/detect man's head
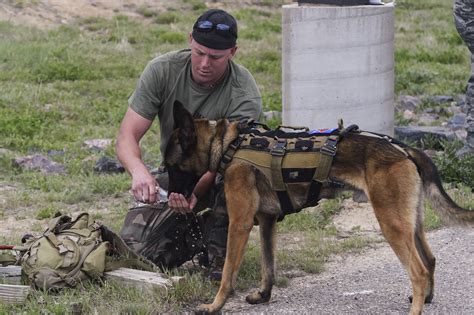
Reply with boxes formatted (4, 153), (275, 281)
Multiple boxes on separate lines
(189, 9), (238, 87)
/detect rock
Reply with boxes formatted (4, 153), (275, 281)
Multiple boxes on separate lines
(447, 113), (467, 129)
(397, 95), (422, 111)
(454, 129), (467, 141)
(394, 126), (455, 144)
(84, 139), (113, 151)
(427, 95), (454, 104)
(94, 156), (125, 174)
(418, 113), (439, 125)
(12, 154), (66, 174)
(402, 109), (415, 120)
(448, 104), (463, 115)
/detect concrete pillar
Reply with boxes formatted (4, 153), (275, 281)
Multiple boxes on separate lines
(282, 3), (395, 135)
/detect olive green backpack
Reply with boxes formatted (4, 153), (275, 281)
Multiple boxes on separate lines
(18, 212), (157, 291)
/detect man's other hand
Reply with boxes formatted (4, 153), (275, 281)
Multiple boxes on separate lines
(131, 170), (157, 204)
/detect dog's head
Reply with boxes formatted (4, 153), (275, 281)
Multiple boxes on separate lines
(163, 101), (206, 198)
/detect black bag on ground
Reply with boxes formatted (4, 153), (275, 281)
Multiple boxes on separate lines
(119, 203), (206, 270)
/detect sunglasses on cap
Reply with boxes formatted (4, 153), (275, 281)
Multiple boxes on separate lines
(195, 20), (234, 34)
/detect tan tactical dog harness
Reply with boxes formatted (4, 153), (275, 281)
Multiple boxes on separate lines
(219, 121), (357, 219)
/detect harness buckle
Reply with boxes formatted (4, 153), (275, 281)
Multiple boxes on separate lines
(320, 138), (337, 156)
(229, 136), (243, 150)
(221, 154), (233, 164)
(271, 139), (287, 156)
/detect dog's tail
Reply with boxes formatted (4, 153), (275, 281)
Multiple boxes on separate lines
(405, 147), (474, 224)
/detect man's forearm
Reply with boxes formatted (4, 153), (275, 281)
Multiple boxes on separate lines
(116, 133), (147, 175)
(193, 171), (216, 199)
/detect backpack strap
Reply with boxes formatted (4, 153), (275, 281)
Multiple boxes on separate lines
(43, 231), (69, 254)
(100, 226), (158, 273)
(64, 241), (99, 287)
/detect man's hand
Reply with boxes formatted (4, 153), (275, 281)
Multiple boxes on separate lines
(131, 169), (157, 204)
(169, 193), (198, 214)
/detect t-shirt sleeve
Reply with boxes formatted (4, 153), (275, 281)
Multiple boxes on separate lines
(128, 61), (163, 121)
(227, 96), (263, 122)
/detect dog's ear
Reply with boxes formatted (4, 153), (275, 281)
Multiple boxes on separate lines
(173, 100), (197, 153)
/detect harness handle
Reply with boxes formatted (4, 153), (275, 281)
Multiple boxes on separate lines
(276, 125), (310, 132)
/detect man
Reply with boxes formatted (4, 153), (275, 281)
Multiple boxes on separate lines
(454, 0), (474, 156)
(116, 9), (262, 275)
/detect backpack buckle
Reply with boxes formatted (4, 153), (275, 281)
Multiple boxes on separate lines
(271, 139), (287, 156)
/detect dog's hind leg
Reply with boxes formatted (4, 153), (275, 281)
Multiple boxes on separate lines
(368, 161), (430, 315)
(412, 196), (436, 304)
(413, 224), (436, 303)
(196, 164), (259, 314)
(246, 212), (278, 304)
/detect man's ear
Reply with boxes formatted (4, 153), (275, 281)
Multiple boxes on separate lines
(173, 100), (197, 153)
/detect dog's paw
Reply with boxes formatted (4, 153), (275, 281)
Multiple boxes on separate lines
(245, 289), (271, 304)
(195, 303), (219, 314)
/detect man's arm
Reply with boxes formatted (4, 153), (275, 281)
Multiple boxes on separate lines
(116, 107), (157, 203)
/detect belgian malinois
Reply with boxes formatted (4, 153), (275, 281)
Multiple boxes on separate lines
(164, 101), (473, 315)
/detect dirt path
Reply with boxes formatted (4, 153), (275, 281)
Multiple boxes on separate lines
(223, 226), (474, 314)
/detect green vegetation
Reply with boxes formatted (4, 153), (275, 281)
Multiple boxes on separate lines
(0, 0), (473, 313)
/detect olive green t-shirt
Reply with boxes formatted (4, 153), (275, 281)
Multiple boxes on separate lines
(129, 49), (262, 154)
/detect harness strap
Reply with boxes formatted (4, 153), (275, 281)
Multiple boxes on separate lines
(277, 191), (295, 220)
(313, 135), (338, 182)
(303, 181), (323, 209)
(270, 138), (287, 191)
(218, 136), (243, 173)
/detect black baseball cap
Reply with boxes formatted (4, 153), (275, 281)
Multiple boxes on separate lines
(192, 9), (238, 50)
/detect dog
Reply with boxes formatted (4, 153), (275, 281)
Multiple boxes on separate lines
(164, 101), (473, 315)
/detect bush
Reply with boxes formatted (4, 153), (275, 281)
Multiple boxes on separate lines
(433, 141), (474, 189)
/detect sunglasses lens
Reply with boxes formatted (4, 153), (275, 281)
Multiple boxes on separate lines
(216, 24), (230, 31)
(197, 20), (213, 29)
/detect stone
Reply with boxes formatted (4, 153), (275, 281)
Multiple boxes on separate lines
(84, 139), (113, 151)
(397, 95), (422, 111)
(447, 113), (467, 129)
(427, 95), (454, 104)
(394, 126), (455, 144)
(94, 156), (125, 174)
(454, 129), (467, 141)
(12, 154), (66, 174)
(418, 113), (439, 125)
(402, 109), (415, 120)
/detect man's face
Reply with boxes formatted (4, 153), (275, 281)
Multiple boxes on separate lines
(189, 35), (237, 87)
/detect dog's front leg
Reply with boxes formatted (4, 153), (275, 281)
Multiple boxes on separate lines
(196, 164), (259, 314)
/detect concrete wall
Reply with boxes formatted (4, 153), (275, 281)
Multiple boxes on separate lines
(282, 3), (395, 135)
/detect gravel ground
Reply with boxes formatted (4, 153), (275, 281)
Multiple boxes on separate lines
(223, 226), (474, 314)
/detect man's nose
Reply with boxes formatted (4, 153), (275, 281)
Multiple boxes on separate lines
(200, 55), (210, 68)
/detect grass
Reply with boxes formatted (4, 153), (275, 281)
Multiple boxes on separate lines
(0, 0), (473, 312)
